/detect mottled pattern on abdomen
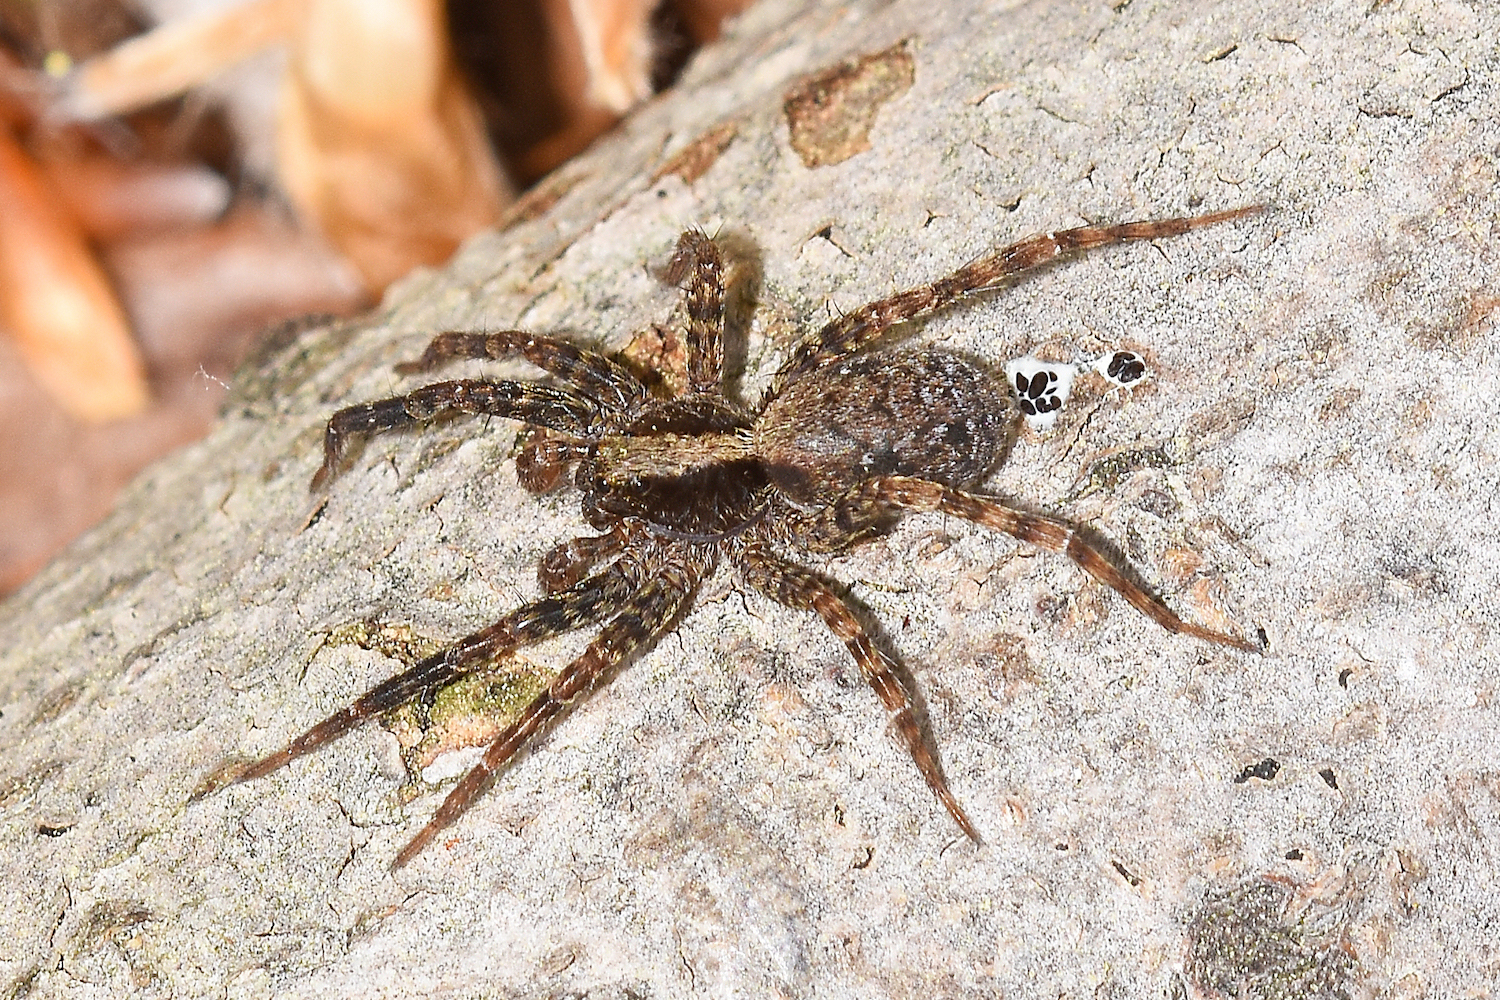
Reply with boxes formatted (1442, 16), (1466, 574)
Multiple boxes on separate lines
(755, 349), (1015, 503)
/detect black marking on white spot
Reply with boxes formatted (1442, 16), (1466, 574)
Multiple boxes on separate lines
(1003, 357), (1075, 431)
(1102, 350), (1147, 385)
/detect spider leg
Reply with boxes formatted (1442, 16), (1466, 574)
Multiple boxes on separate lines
(770, 206), (1262, 393)
(393, 330), (647, 412)
(740, 542), (981, 843)
(515, 429), (588, 494)
(538, 527), (630, 593)
(225, 558), (643, 788)
(766, 494), (896, 554)
(312, 379), (604, 490)
(392, 545), (713, 868)
(664, 230), (726, 394)
(853, 476), (1263, 652)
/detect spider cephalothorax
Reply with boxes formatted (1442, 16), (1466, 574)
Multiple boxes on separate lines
(226, 209), (1263, 867)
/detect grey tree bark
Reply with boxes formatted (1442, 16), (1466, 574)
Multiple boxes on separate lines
(2, 0), (1496, 996)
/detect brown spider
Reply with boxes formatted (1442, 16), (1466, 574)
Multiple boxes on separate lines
(227, 206), (1264, 868)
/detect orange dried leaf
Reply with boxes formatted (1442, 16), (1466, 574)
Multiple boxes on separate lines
(64, 0), (510, 293)
(0, 127), (147, 422)
(62, 0), (303, 119)
(277, 0), (509, 290)
(565, 0), (655, 113)
(46, 156), (231, 240)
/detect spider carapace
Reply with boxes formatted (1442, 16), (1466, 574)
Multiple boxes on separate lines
(225, 207), (1264, 868)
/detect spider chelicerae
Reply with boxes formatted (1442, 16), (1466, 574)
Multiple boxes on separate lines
(226, 206), (1264, 868)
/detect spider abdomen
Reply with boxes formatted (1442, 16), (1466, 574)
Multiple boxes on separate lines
(755, 349), (1015, 504)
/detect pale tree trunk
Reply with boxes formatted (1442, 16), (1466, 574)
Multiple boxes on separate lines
(2, 0), (1496, 996)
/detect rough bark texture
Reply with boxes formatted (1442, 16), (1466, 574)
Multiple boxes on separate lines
(2, 0), (1496, 996)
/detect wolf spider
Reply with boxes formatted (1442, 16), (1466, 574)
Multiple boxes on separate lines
(228, 206), (1263, 867)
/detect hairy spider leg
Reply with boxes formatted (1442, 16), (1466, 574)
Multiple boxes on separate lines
(515, 431), (590, 494)
(227, 559), (643, 787)
(766, 493), (897, 554)
(770, 206), (1263, 395)
(394, 330), (647, 412)
(664, 230), (727, 394)
(538, 527), (631, 593)
(740, 543), (981, 843)
(852, 476), (1263, 652)
(393, 545), (715, 868)
(311, 380), (604, 490)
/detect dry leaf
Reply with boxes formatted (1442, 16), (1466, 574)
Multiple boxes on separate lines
(0, 125), (147, 422)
